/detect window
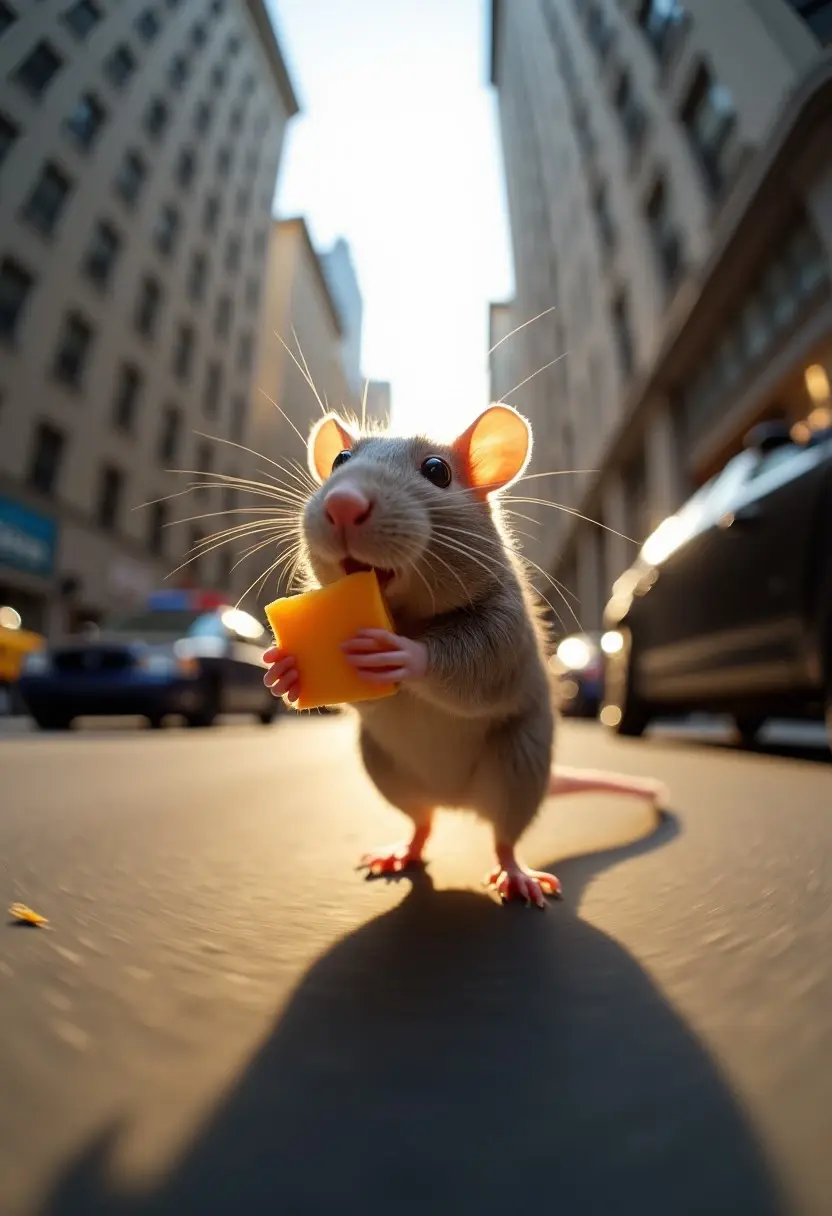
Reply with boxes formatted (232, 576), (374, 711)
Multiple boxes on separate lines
(228, 105), (244, 134)
(592, 182), (616, 251)
(154, 203), (181, 256)
(225, 236), (241, 274)
(172, 322), (195, 380)
(148, 500), (167, 555)
(681, 64), (736, 194)
(28, 423), (65, 496)
(65, 93), (107, 151)
(230, 393), (246, 443)
(158, 403), (181, 462)
(143, 96), (170, 141)
(105, 44), (137, 89)
(187, 250), (207, 302)
(0, 112), (19, 167)
(586, 3), (615, 60)
(245, 276), (260, 309)
(216, 144), (232, 176)
(785, 1), (832, 46)
(97, 465), (124, 531)
(83, 220), (121, 287)
(638, 0), (687, 61)
(214, 293), (232, 337)
(614, 70), (647, 154)
(210, 62), (226, 91)
(202, 192), (220, 234)
(22, 162), (73, 236)
(203, 360), (222, 417)
(611, 292), (634, 379)
(193, 98), (212, 134)
(62, 0), (101, 39)
(245, 147), (259, 176)
(113, 363), (143, 431)
(236, 329), (253, 372)
(114, 149), (147, 206)
(210, 0), (225, 14)
(14, 41), (63, 99)
(254, 111), (269, 137)
(252, 228), (267, 256)
(0, 258), (34, 340)
(175, 146), (197, 190)
(168, 53), (189, 90)
(191, 20), (207, 48)
(195, 440), (212, 496)
(0, 2), (16, 37)
(135, 274), (162, 337)
(645, 177), (683, 288)
(53, 312), (94, 388)
(136, 7), (161, 41)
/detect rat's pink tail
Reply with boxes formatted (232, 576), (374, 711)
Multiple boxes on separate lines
(549, 765), (667, 808)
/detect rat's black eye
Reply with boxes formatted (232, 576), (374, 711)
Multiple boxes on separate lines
(420, 456), (452, 488)
(331, 450), (352, 472)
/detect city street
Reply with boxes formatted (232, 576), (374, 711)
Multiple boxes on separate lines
(1, 715), (831, 1216)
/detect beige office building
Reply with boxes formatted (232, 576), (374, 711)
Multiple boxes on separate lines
(244, 214), (358, 605)
(0, 0), (299, 635)
(490, 0), (832, 631)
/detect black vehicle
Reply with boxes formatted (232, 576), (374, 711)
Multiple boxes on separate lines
(18, 596), (281, 730)
(601, 421), (832, 747)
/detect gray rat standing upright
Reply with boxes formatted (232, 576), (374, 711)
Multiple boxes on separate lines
(264, 404), (666, 907)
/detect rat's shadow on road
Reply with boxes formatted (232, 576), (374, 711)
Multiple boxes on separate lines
(40, 811), (786, 1216)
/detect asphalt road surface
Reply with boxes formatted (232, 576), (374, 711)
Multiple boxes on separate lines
(1, 715), (831, 1216)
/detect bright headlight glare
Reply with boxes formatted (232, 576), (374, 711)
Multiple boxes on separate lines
(556, 637), (592, 671)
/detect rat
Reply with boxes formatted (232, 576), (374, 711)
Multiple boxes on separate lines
(263, 403), (667, 908)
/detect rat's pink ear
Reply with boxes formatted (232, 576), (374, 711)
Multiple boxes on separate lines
(453, 404), (532, 498)
(308, 413), (358, 483)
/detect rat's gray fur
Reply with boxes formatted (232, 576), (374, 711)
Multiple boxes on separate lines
(300, 420), (556, 852)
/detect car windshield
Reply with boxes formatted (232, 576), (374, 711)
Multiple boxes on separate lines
(100, 610), (203, 643)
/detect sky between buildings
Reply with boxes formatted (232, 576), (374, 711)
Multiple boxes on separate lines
(265, 0), (515, 438)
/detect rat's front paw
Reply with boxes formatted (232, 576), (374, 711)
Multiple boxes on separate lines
(341, 629), (428, 685)
(263, 645), (301, 705)
(485, 862), (562, 909)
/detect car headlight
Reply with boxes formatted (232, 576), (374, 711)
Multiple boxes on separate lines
(555, 637), (593, 671)
(600, 630), (624, 656)
(22, 651), (51, 675)
(139, 653), (177, 676)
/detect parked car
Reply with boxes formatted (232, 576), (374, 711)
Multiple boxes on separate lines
(600, 420), (832, 747)
(0, 605), (45, 714)
(18, 590), (280, 730)
(549, 631), (603, 718)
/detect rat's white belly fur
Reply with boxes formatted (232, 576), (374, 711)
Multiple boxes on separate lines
(356, 690), (491, 806)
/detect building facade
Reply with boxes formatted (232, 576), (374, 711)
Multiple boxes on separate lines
(0, 0), (299, 635)
(321, 235), (364, 400)
(490, 0), (832, 631)
(243, 214), (357, 607)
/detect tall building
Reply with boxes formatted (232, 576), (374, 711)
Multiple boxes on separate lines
(244, 215), (357, 605)
(0, 0), (299, 635)
(490, 0), (832, 629)
(321, 236), (363, 399)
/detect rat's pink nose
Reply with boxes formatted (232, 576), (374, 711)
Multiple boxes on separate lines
(324, 485), (373, 529)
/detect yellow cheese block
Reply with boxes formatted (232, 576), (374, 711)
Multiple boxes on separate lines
(265, 571), (399, 710)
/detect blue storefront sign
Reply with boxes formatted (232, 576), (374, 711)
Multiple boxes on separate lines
(0, 495), (57, 579)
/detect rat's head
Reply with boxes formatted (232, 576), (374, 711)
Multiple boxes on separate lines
(301, 403), (532, 616)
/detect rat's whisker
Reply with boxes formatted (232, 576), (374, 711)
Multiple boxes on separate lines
(419, 547), (472, 607)
(515, 468), (597, 485)
(515, 553), (582, 630)
(190, 431), (314, 489)
(164, 506), (299, 529)
(256, 387), (309, 450)
(502, 497), (637, 544)
(497, 351), (569, 405)
(272, 327), (327, 419)
(165, 521), (299, 577)
(291, 326), (328, 418)
(431, 531), (506, 582)
(499, 507), (542, 529)
(486, 304), (557, 360)
(235, 533), (302, 574)
(360, 378), (370, 432)
(167, 468), (309, 506)
(133, 486), (197, 511)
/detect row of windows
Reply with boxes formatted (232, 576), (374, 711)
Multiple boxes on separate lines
(680, 216), (831, 436)
(27, 419), (245, 571)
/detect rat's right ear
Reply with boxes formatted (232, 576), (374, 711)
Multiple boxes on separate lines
(453, 403), (532, 498)
(308, 413), (358, 483)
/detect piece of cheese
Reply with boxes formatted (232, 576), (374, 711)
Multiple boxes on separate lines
(265, 571), (398, 710)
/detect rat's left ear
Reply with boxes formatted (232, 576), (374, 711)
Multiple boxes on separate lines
(453, 403), (532, 498)
(308, 412), (358, 483)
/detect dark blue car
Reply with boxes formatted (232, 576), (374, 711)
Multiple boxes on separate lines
(18, 591), (280, 730)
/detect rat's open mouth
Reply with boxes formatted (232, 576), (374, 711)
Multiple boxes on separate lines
(342, 557), (394, 589)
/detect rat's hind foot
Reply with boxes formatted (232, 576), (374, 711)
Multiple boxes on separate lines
(360, 842), (425, 876)
(485, 860), (562, 909)
(359, 819), (432, 878)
